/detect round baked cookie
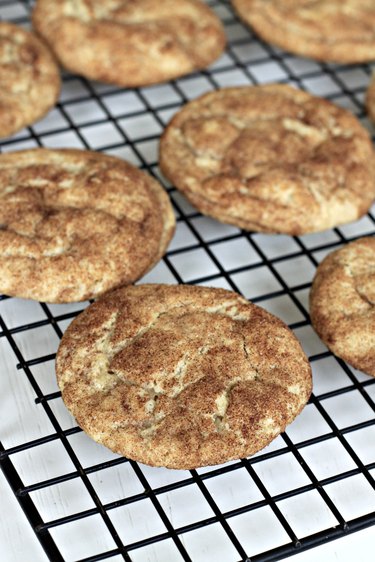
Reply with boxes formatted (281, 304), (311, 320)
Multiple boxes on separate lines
(160, 84), (375, 235)
(56, 284), (312, 469)
(0, 22), (60, 138)
(310, 237), (375, 377)
(231, 0), (375, 63)
(0, 149), (175, 303)
(32, 0), (226, 87)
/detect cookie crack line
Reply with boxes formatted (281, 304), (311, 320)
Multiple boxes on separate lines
(0, 203), (146, 260)
(181, 117), (353, 192)
(342, 262), (375, 308)
(99, 303), (256, 394)
(137, 368), (298, 445)
(96, 317), (291, 431)
(354, 287), (375, 308)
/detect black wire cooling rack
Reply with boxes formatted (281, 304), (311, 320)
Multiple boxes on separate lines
(0, 1), (375, 561)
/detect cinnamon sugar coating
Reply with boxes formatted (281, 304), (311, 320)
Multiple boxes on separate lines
(56, 284), (312, 469)
(32, 0), (226, 87)
(310, 237), (375, 377)
(0, 149), (175, 303)
(0, 22), (60, 138)
(160, 85), (375, 235)
(232, 0), (375, 63)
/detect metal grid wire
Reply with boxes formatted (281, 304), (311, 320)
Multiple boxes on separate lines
(0, 0), (375, 561)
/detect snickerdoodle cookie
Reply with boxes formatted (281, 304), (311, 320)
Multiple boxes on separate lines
(160, 84), (375, 235)
(32, 0), (226, 87)
(0, 149), (175, 303)
(231, 0), (375, 63)
(56, 284), (312, 469)
(310, 237), (375, 377)
(0, 22), (60, 138)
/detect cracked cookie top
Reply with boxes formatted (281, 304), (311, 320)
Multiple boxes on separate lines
(0, 149), (175, 303)
(232, 0), (375, 63)
(32, 0), (226, 87)
(159, 84), (375, 235)
(310, 237), (375, 377)
(0, 22), (60, 138)
(56, 284), (312, 469)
